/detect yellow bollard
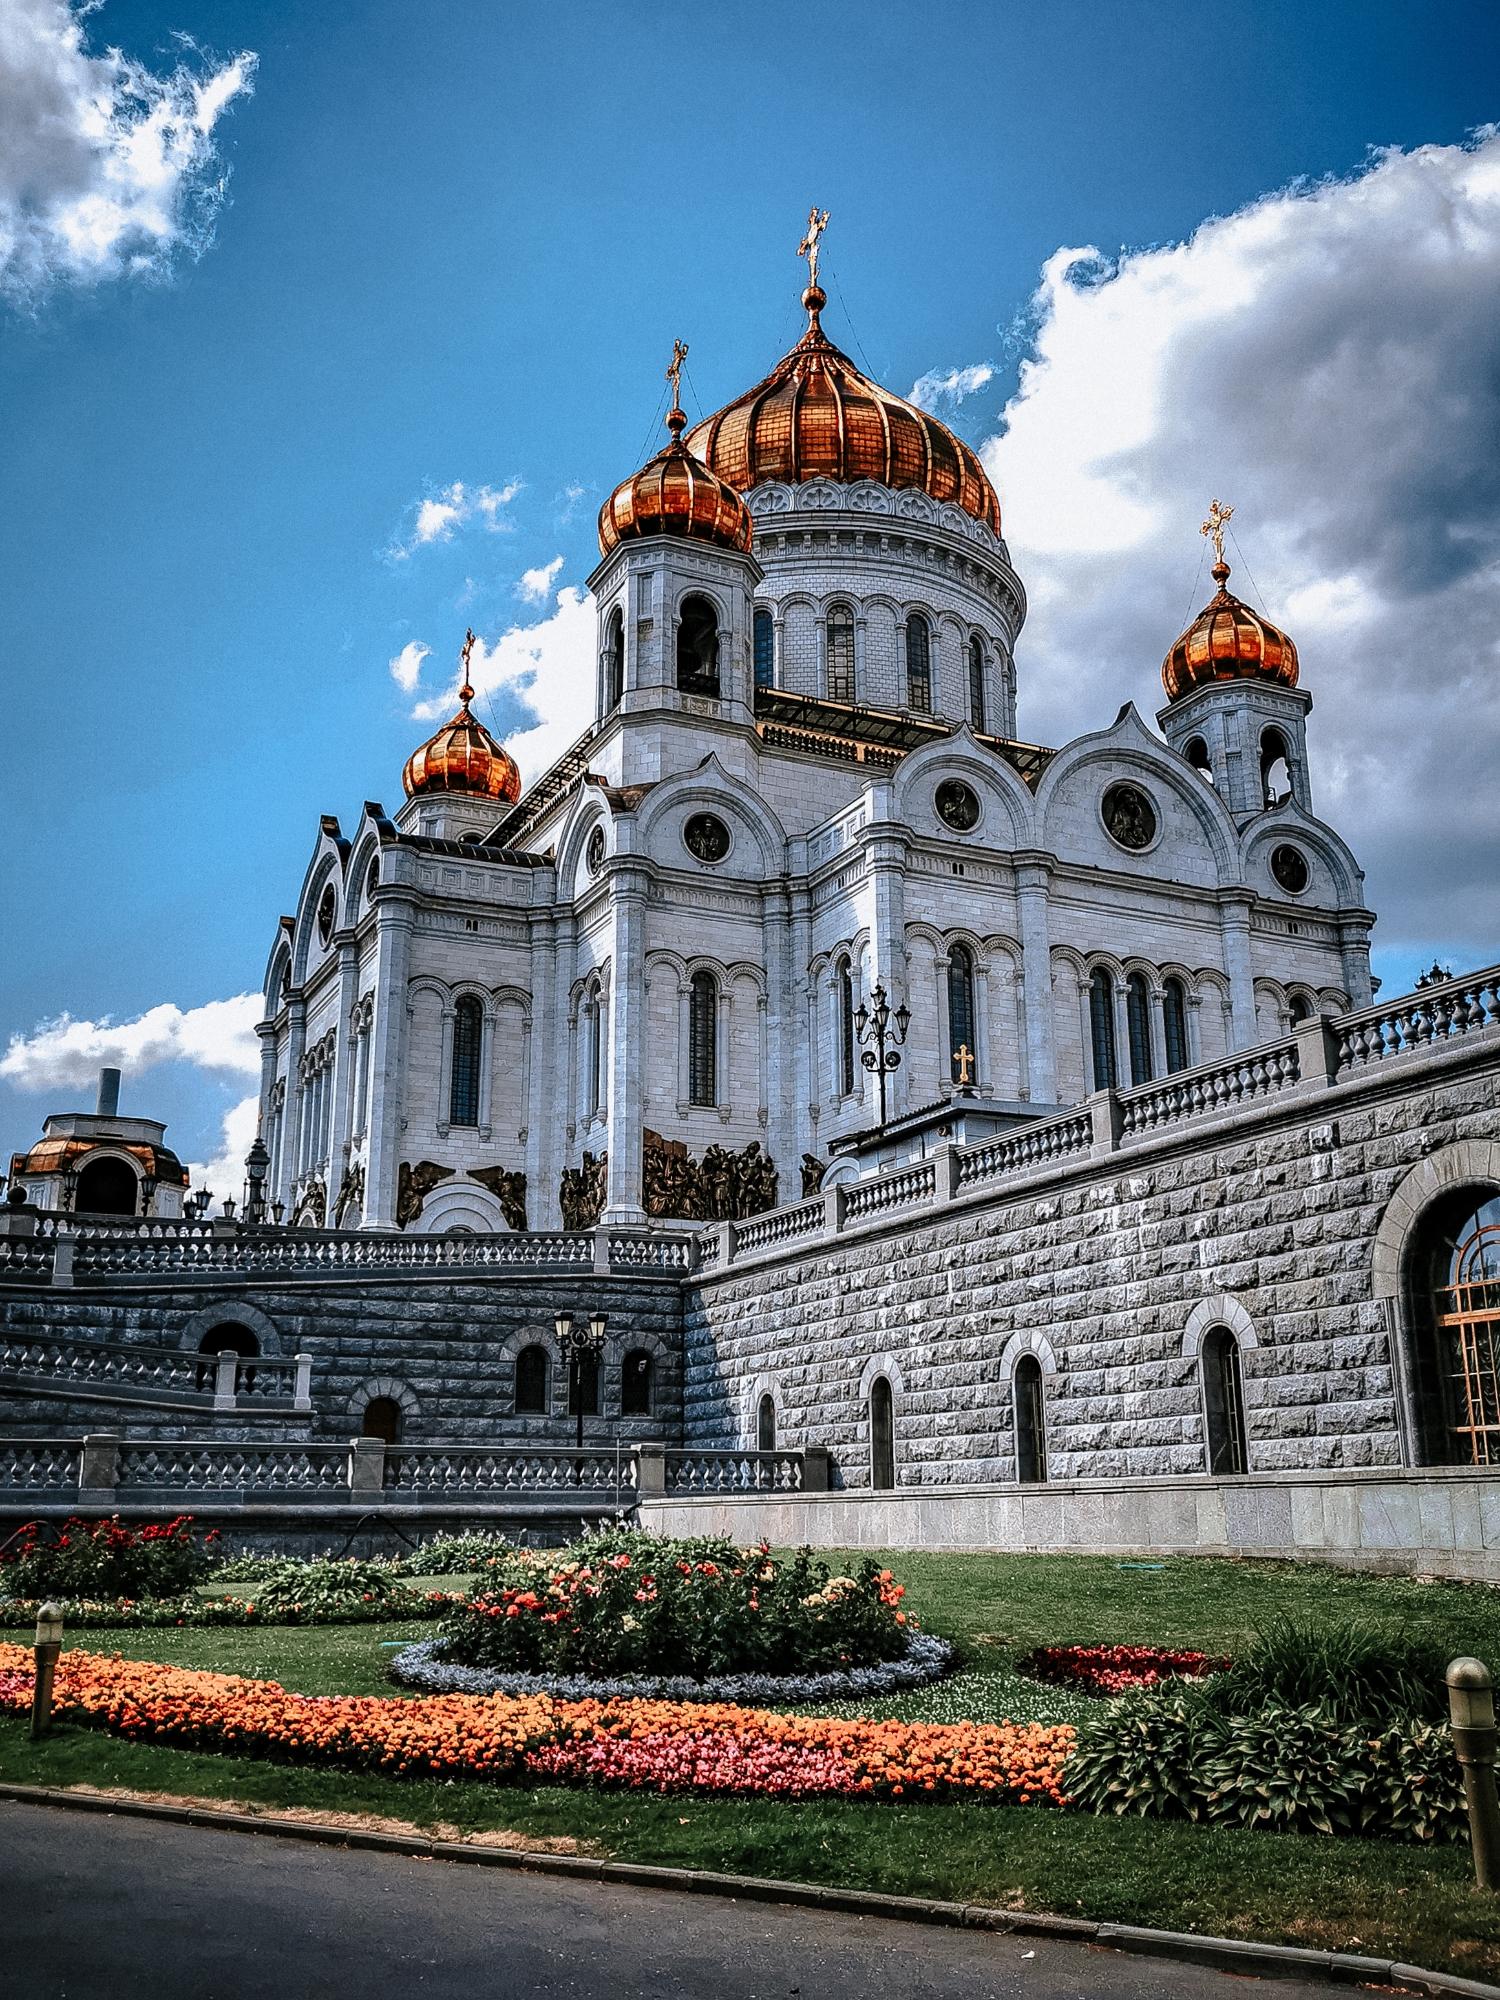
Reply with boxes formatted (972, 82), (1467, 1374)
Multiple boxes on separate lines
(29, 1601), (63, 1740)
(1448, 1656), (1500, 1889)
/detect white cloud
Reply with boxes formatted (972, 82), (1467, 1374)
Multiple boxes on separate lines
(516, 555), (564, 604)
(388, 639), (429, 693)
(388, 478), (522, 560)
(908, 363), (995, 413)
(984, 130), (1500, 967)
(410, 587), (596, 785)
(0, 0), (256, 302)
(0, 994), (262, 1092)
(182, 1091), (259, 1200)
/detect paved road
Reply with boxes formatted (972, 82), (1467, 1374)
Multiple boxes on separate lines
(0, 1801), (1338, 1999)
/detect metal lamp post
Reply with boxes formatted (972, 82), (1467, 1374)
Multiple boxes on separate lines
(31, 1601), (63, 1738)
(854, 981), (911, 1129)
(555, 1309), (608, 1452)
(243, 1138), (270, 1226)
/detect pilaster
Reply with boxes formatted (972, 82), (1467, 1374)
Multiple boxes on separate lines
(364, 904), (415, 1227)
(1015, 855), (1057, 1103)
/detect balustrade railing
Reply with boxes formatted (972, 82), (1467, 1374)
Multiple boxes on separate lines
(386, 1444), (636, 1496)
(1117, 1040), (1300, 1139)
(663, 1449), (807, 1495)
(956, 1109), (1094, 1191)
(0, 1328), (308, 1409)
(114, 1440), (350, 1495)
(1335, 968), (1500, 1075)
(731, 1198), (825, 1257)
(843, 1160), (936, 1223)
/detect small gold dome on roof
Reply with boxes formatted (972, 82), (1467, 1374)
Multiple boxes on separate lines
(599, 342), (754, 558)
(401, 632), (522, 803)
(1162, 503), (1299, 703)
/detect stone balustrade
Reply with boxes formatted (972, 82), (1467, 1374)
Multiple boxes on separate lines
(0, 1328), (311, 1413)
(1334, 966), (1500, 1074)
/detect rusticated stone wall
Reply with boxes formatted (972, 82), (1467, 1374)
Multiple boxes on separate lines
(680, 1043), (1500, 1486)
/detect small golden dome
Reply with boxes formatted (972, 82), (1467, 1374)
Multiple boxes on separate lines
(1162, 559), (1300, 704)
(598, 402), (754, 558)
(683, 290), (1002, 535)
(401, 633), (522, 803)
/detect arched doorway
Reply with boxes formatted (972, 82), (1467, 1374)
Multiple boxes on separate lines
(1201, 1326), (1249, 1473)
(361, 1396), (403, 1446)
(1412, 1190), (1500, 1464)
(869, 1375), (895, 1489)
(196, 1322), (259, 1392)
(74, 1156), (139, 1215)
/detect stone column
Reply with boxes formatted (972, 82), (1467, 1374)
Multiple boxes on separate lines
(364, 904), (415, 1228)
(604, 865), (648, 1223)
(763, 883), (795, 1197)
(788, 884), (816, 1167)
(865, 825), (910, 1122)
(324, 941), (360, 1205)
(273, 998), (307, 1213)
(1015, 857), (1057, 1102)
(1148, 985), (1168, 1080)
(531, 908), (571, 1228)
(1220, 896), (1258, 1051)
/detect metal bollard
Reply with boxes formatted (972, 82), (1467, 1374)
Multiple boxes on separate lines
(30, 1601), (64, 1740)
(1447, 1656), (1500, 1889)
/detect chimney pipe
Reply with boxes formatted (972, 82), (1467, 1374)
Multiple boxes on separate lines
(96, 1068), (121, 1119)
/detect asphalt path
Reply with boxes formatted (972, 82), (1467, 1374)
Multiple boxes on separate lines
(0, 1800), (1342, 1999)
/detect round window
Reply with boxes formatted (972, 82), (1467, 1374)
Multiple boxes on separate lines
(682, 813), (731, 864)
(935, 779), (981, 833)
(1271, 843), (1310, 894)
(1100, 782), (1157, 852)
(586, 827), (606, 876)
(316, 884), (337, 944)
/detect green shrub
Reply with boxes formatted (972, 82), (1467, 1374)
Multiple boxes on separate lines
(215, 1558), (422, 1621)
(391, 1532), (511, 1577)
(436, 1530), (913, 1680)
(0, 1516), (214, 1601)
(1206, 1617), (1449, 1724)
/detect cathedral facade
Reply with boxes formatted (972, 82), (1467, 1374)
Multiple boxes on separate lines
(256, 267), (1372, 1239)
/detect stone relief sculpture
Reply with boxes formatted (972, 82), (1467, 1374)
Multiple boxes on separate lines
(643, 1130), (780, 1221)
(470, 1163), (528, 1232)
(800, 1152), (826, 1197)
(559, 1151), (607, 1230)
(333, 1163), (364, 1227)
(397, 1159), (454, 1228)
(295, 1178), (327, 1228)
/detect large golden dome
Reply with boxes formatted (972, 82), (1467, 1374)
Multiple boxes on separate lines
(402, 635), (521, 803)
(598, 404), (754, 558)
(1162, 558), (1300, 704)
(683, 286), (1002, 536)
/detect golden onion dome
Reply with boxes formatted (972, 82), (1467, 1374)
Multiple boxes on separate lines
(401, 633), (522, 803)
(1162, 557), (1300, 704)
(598, 400), (754, 558)
(682, 284), (1002, 535)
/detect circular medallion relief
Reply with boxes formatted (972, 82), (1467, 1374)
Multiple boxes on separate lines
(682, 812), (731, 864)
(1271, 843), (1310, 894)
(586, 828), (606, 876)
(316, 884), (337, 944)
(935, 779), (981, 833)
(1100, 782), (1158, 852)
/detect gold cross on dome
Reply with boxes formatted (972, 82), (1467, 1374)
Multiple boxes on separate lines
(459, 627), (477, 700)
(798, 206), (830, 287)
(1200, 498), (1234, 565)
(953, 1043), (976, 1087)
(665, 339), (689, 416)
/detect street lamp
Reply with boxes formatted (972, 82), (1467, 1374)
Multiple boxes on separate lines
(854, 981), (911, 1129)
(243, 1138), (270, 1225)
(554, 1308), (608, 1451)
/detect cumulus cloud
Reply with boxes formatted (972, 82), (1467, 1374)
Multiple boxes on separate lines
(181, 1090), (260, 1199)
(516, 555), (564, 604)
(388, 639), (429, 693)
(908, 362), (996, 413)
(410, 587), (596, 785)
(388, 479), (522, 560)
(0, 994), (262, 1092)
(982, 130), (1500, 967)
(0, 0), (256, 302)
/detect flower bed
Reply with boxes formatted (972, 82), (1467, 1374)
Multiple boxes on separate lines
(0, 1589), (460, 1630)
(0, 1644), (1072, 1805)
(0, 1515), (215, 1600)
(388, 1629), (954, 1706)
(1019, 1644), (1229, 1696)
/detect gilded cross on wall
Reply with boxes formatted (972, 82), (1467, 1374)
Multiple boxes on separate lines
(953, 1043), (976, 1087)
(1200, 498), (1234, 566)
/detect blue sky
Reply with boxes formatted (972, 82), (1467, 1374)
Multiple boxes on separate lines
(3, 0), (1498, 1185)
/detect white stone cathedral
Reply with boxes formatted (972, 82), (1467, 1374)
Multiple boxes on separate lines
(257, 255), (1372, 1235)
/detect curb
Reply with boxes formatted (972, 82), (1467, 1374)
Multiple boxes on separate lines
(0, 1781), (1495, 1999)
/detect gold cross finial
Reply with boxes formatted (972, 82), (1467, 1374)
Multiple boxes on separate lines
(798, 206), (830, 289)
(459, 628), (476, 703)
(665, 338), (689, 419)
(953, 1043), (976, 1087)
(1201, 498), (1234, 568)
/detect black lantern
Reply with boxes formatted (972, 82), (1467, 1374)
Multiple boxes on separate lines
(854, 980), (911, 1128)
(555, 1309), (609, 1450)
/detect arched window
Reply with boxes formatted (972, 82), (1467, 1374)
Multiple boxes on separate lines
(905, 614), (932, 713)
(584, 983), (605, 1117)
(869, 1375), (895, 1489)
(450, 996), (483, 1127)
(677, 594), (720, 696)
(947, 943), (976, 1085)
(569, 1350), (600, 1419)
(826, 604), (855, 704)
(361, 1396), (403, 1447)
(1014, 1354), (1047, 1484)
(621, 1349), (653, 1417)
(968, 636), (986, 733)
(688, 969), (718, 1107)
(1163, 977), (1190, 1075)
(1288, 993), (1314, 1026)
(1088, 968), (1118, 1090)
(1125, 972), (1154, 1086)
(605, 606), (625, 711)
(515, 1344), (550, 1415)
(838, 957), (857, 1097)
(757, 1392), (776, 1452)
(753, 608), (775, 690)
(1185, 735), (1214, 785)
(74, 1156), (139, 1216)
(1201, 1327), (1248, 1474)
(1261, 728), (1292, 807)
(1413, 1191), (1500, 1465)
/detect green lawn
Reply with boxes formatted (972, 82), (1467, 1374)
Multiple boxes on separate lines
(7, 1548), (1500, 1978)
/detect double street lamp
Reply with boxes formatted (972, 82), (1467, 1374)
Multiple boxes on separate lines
(854, 981), (911, 1129)
(554, 1309), (608, 1450)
